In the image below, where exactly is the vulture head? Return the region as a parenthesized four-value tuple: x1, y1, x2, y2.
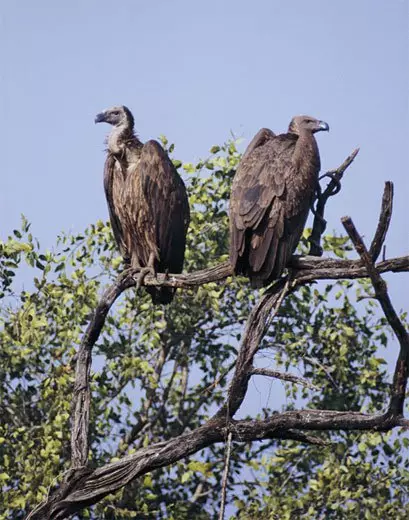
(95, 105, 134, 129)
(288, 115, 329, 135)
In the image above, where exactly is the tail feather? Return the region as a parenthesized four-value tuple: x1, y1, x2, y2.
(146, 286, 176, 305)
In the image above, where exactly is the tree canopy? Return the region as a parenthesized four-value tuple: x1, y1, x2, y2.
(1, 138, 408, 519)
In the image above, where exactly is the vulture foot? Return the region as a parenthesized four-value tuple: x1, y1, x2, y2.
(136, 266, 156, 289)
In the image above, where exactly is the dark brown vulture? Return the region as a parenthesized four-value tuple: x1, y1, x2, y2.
(95, 105, 190, 304)
(229, 115, 329, 288)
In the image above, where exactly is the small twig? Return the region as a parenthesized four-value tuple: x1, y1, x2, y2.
(218, 431, 233, 520)
(251, 367, 318, 390)
(309, 148, 359, 256)
(303, 355, 340, 391)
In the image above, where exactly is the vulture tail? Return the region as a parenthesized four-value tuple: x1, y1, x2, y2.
(249, 275, 265, 289)
(146, 286, 176, 305)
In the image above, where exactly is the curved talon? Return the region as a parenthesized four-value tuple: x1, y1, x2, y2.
(136, 266, 156, 289)
(130, 266, 142, 283)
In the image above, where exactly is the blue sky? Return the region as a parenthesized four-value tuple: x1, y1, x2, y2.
(2, 0, 408, 256)
(2, 0, 409, 509)
(2, 0, 408, 330)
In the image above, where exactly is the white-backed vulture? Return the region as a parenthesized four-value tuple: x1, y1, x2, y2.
(95, 105, 190, 304)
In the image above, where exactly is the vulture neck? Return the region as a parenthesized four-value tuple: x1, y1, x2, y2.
(108, 122, 142, 156)
(293, 129, 320, 170)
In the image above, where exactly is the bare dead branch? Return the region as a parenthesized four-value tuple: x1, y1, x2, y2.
(28, 177, 409, 519)
(342, 215, 409, 417)
(69, 253, 409, 471)
(130, 255, 409, 289)
(71, 272, 134, 468)
(251, 367, 318, 390)
(27, 408, 409, 519)
(309, 148, 360, 256)
(369, 181, 394, 262)
(216, 278, 290, 420)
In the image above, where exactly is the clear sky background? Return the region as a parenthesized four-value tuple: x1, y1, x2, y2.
(1, 0, 409, 506)
(2, 0, 408, 337)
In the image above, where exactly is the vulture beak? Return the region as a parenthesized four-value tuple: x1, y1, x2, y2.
(318, 120, 330, 132)
(94, 112, 106, 124)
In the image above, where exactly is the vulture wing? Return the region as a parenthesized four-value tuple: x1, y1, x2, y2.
(230, 133, 314, 286)
(139, 140, 190, 273)
(241, 127, 276, 162)
(123, 140, 190, 304)
(103, 154, 129, 262)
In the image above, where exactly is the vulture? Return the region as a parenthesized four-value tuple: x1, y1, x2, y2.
(95, 105, 190, 304)
(229, 115, 329, 288)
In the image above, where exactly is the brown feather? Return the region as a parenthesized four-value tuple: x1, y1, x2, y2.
(229, 116, 326, 287)
(103, 154, 129, 262)
(121, 140, 190, 304)
(99, 106, 190, 305)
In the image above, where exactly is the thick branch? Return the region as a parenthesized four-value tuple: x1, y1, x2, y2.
(27, 409, 408, 519)
(70, 253, 409, 467)
(70, 272, 134, 467)
(216, 278, 290, 419)
(369, 181, 394, 262)
(129, 255, 409, 289)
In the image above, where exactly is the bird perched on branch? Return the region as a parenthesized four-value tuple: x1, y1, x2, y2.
(229, 115, 329, 288)
(95, 105, 190, 304)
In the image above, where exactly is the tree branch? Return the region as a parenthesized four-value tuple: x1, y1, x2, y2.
(27, 408, 409, 519)
(70, 272, 134, 468)
(309, 148, 360, 256)
(369, 181, 394, 262)
(69, 253, 409, 469)
(342, 214, 409, 417)
(218, 431, 232, 520)
(215, 278, 291, 419)
(28, 176, 409, 519)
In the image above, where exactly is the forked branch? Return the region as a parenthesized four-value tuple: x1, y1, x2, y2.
(309, 148, 360, 256)
(27, 168, 409, 519)
(342, 205, 409, 417)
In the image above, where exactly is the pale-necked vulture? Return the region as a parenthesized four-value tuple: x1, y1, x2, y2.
(95, 105, 190, 304)
(229, 115, 329, 288)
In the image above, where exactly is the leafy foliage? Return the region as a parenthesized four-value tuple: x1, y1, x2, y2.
(1, 140, 408, 519)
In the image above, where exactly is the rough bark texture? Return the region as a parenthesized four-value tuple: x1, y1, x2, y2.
(26, 165, 409, 520)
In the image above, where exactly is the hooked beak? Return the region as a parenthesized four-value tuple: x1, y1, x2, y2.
(94, 112, 106, 124)
(318, 120, 330, 132)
